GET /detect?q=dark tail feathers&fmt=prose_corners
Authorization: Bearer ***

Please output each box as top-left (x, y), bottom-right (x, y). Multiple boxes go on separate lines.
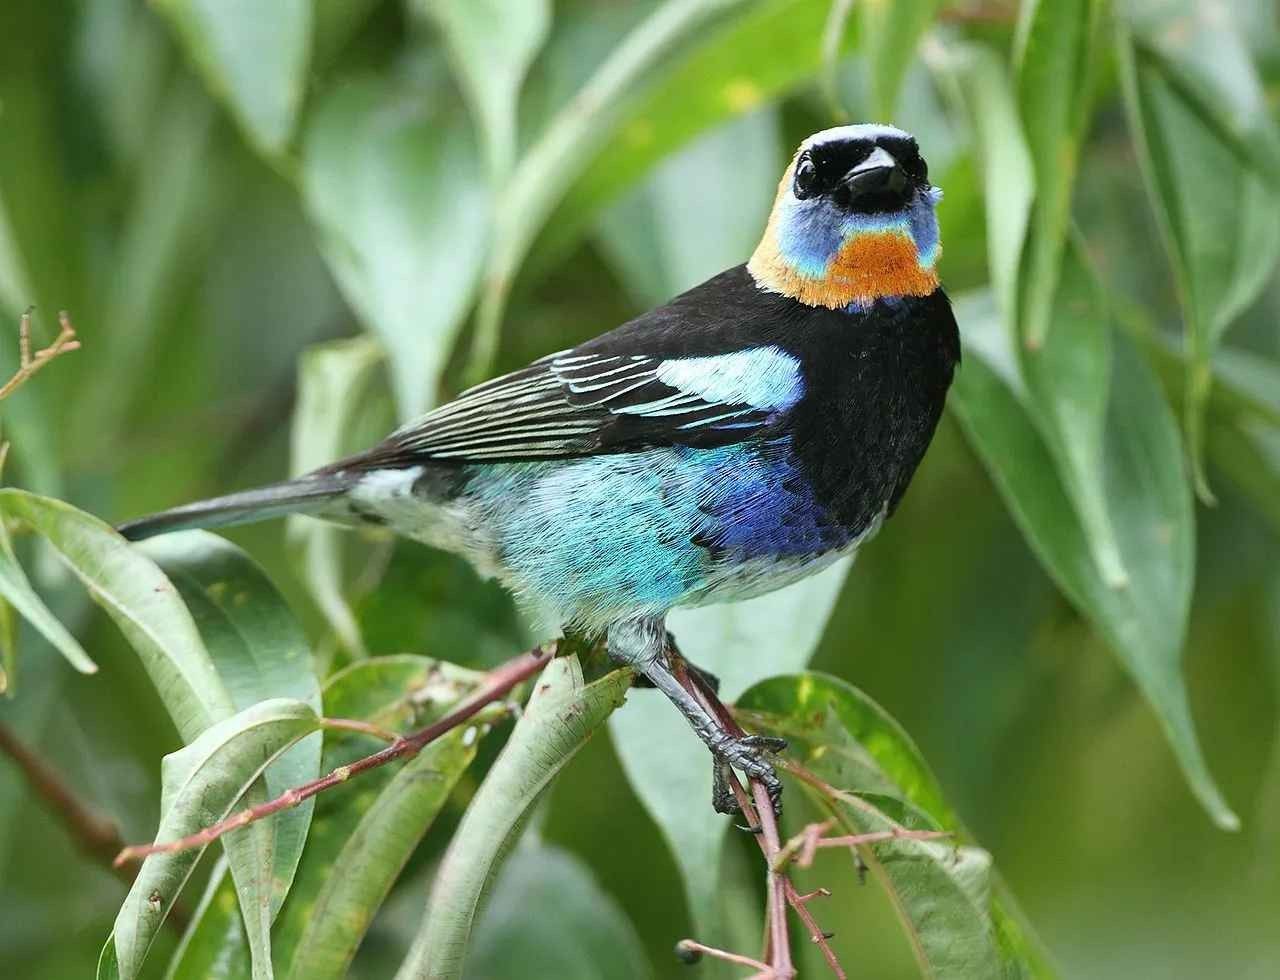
top-left (117, 473), bottom-right (354, 541)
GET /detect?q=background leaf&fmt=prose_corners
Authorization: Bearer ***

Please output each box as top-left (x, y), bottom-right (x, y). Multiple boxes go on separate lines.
top-left (1118, 19), bottom-right (1280, 497)
top-left (396, 658), bottom-right (631, 980)
top-left (151, 0), bottom-right (310, 157)
top-left (861, 0), bottom-right (941, 121)
top-left (287, 337), bottom-right (387, 657)
top-left (1014, 0), bottom-right (1101, 348)
top-left (415, 0), bottom-right (551, 183)
top-left (303, 78), bottom-right (491, 419)
top-left (464, 840), bottom-right (652, 980)
top-left (949, 291), bottom-right (1237, 829)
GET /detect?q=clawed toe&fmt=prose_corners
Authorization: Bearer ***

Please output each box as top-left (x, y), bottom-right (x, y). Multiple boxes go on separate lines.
top-left (711, 734), bottom-right (788, 816)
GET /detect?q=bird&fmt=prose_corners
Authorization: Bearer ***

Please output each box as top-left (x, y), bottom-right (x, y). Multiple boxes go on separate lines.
top-left (119, 123), bottom-right (960, 812)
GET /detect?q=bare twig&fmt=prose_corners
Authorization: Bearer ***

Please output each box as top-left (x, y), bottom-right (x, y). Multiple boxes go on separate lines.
top-left (115, 644), bottom-right (555, 866)
top-left (0, 721), bottom-right (127, 876)
top-left (0, 309), bottom-right (80, 401)
top-left (675, 939), bottom-right (775, 977)
top-left (774, 819), bottom-right (951, 873)
top-left (677, 661), bottom-right (854, 978)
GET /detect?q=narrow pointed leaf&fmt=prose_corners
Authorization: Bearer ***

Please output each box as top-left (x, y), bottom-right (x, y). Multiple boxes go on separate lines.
top-left (152, 0), bottom-right (310, 156)
top-left (303, 77), bottom-right (491, 419)
top-left (1014, 0), bottom-right (1102, 347)
top-left (538, 0), bottom-right (859, 278)
top-left (1119, 0), bottom-right (1280, 182)
top-left (274, 655), bottom-right (486, 980)
top-left (395, 657), bottom-right (631, 980)
top-left (472, 0), bottom-right (757, 375)
top-left (861, 0), bottom-right (941, 120)
top-left (0, 489), bottom-right (232, 740)
top-left (139, 531), bottom-right (324, 969)
top-left (415, 0), bottom-right (551, 182)
top-left (106, 698), bottom-right (321, 980)
top-left (288, 337), bottom-right (386, 655)
top-left (946, 45), bottom-right (1034, 335)
top-left (949, 291), bottom-right (1236, 829)
top-left (1118, 24), bottom-right (1280, 497)
top-left (1021, 245), bottom-right (1126, 587)
top-left (0, 512), bottom-right (96, 675)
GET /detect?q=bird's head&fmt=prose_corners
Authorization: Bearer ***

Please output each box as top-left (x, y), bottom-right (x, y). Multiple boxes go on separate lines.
top-left (748, 124), bottom-right (942, 311)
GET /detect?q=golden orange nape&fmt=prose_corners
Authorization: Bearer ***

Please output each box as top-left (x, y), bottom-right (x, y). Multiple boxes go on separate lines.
top-left (748, 125), bottom-right (942, 311)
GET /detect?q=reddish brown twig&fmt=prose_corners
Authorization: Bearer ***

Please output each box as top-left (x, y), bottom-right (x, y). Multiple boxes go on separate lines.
top-left (0, 309), bottom-right (80, 401)
top-left (115, 645), bottom-right (554, 866)
top-left (675, 660), bottom-right (850, 978)
top-left (774, 819), bottom-right (951, 872)
top-left (675, 939), bottom-right (774, 976)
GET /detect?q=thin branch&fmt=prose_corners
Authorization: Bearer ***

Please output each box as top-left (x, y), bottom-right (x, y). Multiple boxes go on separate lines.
top-left (774, 820), bottom-right (951, 873)
top-left (0, 721), bottom-right (128, 877)
top-left (680, 663), bottom-right (851, 979)
top-left (115, 644), bottom-right (555, 866)
top-left (0, 309), bottom-right (80, 401)
top-left (675, 939), bottom-right (774, 975)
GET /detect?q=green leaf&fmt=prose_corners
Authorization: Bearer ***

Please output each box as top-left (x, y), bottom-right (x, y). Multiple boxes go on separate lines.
top-left (595, 108), bottom-right (781, 305)
top-left (288, 337), bottom-right (386, 656)
top-left (944, 44), bottom-right (1035, 336)
top-left (1014, 0), bottom-right (1102, 348)
top-left (949, 291), bottom-right (1237, 829)
top-left (610, 560), bottom-right (848, 948)
top-left (533, 0), bottom-right (857, 285)
top-left (1020, 245), bottom-right (1126, 587)
top-left (104, 698), bottom-right (321, 980)
top-left (303, 77), bottom-right (491, 419)
top-left (861, 0), bottom-right (941, 121)
top-left (165, 861), bottom-right (251, 980)
top-left (395, 657), bottom-right (631, 980)
top-left (737, 672), bottom-right (1058, 978)
top-left (273, 655), bottom-right (485, 980)
top-left (138, 531), bottom-right (323, 960)
top-left (1119, 0), bottom-right (1280, 182)
top-left (0, 489), bottom-right (233, 740)
top-left (415, 0), bottom-right (551, 182)
top-left (464, 841), bottom-right (652, 980)
top-left (152, 0), bottom-right (311, 157)
top-left (0, 509), bottom-right (97, 676)
top-left (469, 0), bottom-right (760, 376)
top-left (1118, 23), bottom-right (1280, 498)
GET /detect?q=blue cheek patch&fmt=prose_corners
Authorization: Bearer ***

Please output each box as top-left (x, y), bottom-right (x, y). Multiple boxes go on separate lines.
top-left (774, 191), bottom-right (942, 279)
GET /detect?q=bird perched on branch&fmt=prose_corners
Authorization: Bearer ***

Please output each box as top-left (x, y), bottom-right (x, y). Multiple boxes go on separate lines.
top-left (120, 124), bottom-right (959, 812)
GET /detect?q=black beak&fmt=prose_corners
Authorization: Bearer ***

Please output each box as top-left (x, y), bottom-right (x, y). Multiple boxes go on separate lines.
top-left (839, 146), bottom-right (907, 203)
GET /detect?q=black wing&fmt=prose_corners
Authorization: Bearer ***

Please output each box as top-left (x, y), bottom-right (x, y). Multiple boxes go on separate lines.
top-left (352, 344), bottom-right (803, 466)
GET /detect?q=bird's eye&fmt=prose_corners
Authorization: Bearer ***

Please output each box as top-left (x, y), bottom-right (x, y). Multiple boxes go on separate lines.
top-left (793, 156), bottom-right (819, 199)
top-left (902, 142), bottom-right (927, 182)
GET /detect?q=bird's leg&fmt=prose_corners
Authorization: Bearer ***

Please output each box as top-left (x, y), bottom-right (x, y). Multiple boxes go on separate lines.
top-left (629, 631), bottom-right (721, 694)
top-left (608, 618), bottom-right (785, 814)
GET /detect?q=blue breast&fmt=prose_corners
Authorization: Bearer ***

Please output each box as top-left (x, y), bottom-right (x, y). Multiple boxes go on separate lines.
top-left (459, 437), bottom-right (848, 625)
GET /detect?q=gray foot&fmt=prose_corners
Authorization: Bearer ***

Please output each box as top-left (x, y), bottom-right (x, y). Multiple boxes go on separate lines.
top-left (712, 734), bottom-right (788, 816)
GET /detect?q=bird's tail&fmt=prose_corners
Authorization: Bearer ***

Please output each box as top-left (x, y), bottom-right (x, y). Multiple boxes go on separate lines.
top-left (117, 473), bottom-right (354, 542)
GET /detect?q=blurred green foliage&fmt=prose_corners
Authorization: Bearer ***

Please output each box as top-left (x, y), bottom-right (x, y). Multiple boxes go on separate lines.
top-left (1, 0), bottom-right (1279, 978)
